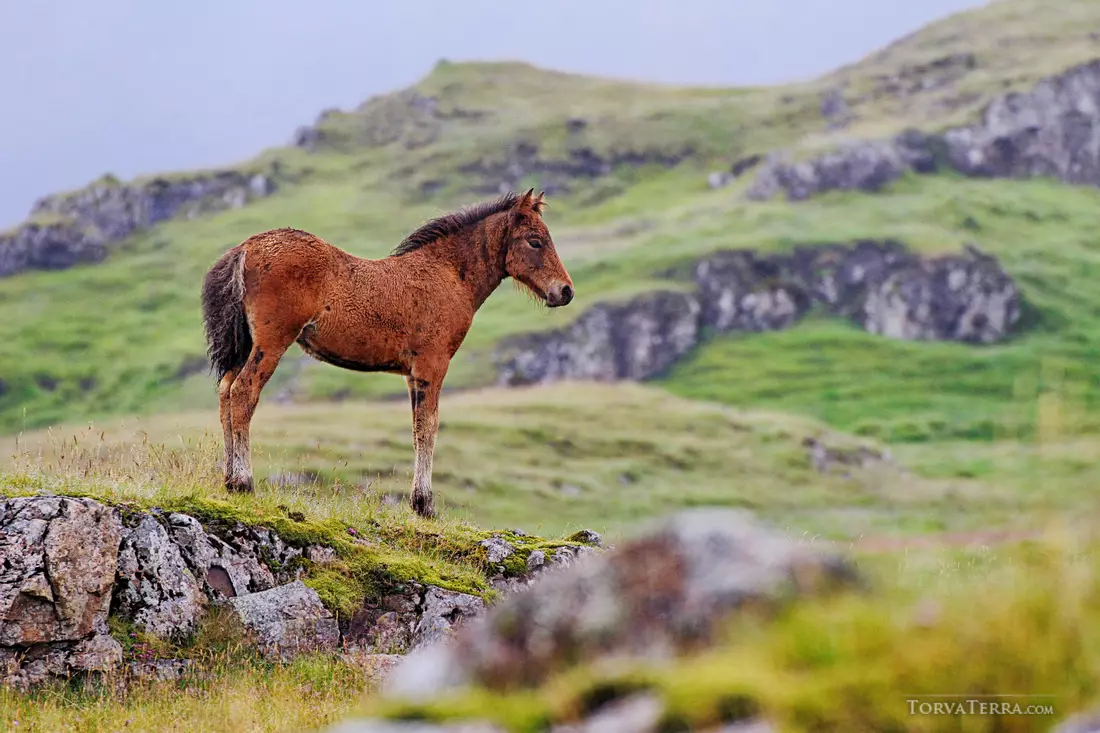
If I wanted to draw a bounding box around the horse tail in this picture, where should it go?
[201,244,252,382]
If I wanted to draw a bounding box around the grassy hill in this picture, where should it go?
[3,0,1100,537]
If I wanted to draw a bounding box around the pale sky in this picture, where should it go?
[0,0,986,228]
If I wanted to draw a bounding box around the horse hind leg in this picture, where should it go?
[227,330,295,493]
[217,367,240,483]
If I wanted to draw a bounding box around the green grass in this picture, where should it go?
[0,419,601,617]
[5,381,1093,545]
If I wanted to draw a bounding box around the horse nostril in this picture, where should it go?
[561,285,574,304]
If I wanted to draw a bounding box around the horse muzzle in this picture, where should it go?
[546,283,574,308]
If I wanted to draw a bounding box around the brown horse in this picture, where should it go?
[200,189,573,518]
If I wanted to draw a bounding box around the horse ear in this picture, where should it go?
[516,188,535,209]
[532,190,547,216]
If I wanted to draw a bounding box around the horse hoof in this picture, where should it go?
[226,477,254,494]
[410,495,436,519]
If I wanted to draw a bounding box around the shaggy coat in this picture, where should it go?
[201,189,573,517]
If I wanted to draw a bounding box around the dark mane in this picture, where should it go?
[391,192,519,256]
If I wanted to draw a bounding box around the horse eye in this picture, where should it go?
[527,239,543,249]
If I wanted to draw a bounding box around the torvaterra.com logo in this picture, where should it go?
[906,695,1057,717]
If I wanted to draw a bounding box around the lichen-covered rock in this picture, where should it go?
[745,130,938,202]
[479,537,515,564]
[414,587,485,649]
[114,514,206,640]
[747,60,1100,201]
[495,240,1020,387]
[168,512,304,599]
[944,59,1100,183]
[0,634,122,690]
[494,291,700,385]
[691,251,811,331]
[385,509,859,699]
[0,496,122,645]
[225,580,340,662]
[862,246,1021,343]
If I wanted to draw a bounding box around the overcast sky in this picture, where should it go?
[0,0,986,228]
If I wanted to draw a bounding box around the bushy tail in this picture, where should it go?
[201,245,251,382]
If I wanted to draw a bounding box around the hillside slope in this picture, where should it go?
[2,0,1100,450]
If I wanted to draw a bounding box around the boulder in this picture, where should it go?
[0,168,277,279]
[692,251,811,331]
[494,291,700,385]
[0,497,122,645]
[385,509,859,699]
[113,514,206,639]
[745,130,938,202]
[414,587,485,649]
[944,58,1100,183]
[225,580,340,662]
[862,246,1021,343]
[494,240,1020,387]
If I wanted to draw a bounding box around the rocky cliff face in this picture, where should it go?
[0,169,276,278]
[0,495,598,689]
[495,240,1020,386]
[747,58,1100,201]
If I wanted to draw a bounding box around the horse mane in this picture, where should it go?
[391,192,521,257]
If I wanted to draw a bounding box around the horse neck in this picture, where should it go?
[434,219,510,308]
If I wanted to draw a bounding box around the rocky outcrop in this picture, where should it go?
[0,168,277,279]
[745,129,939,201]
[226,580,340,662]
[944,58,1100,182]
[494,240,1021,386]
[0,497,124,689]
[495,291,700,385]
[747,58,1100,200]
[0,495,599,688]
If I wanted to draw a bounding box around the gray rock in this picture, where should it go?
[1,634,122,689]
[0,496,122,645]
[692,251,811,332]
[567,529,603,547]
[386,509,859,700]
[494,291,700,385]
[745,131,937,202]
[480,537,515,564]
[169,512,302,599]
[0,168,276,278]
[862,246,1021,343]
[525,550,546,571]
[114,514,206,640]
[495,239,1019,387]
[707,171,734,189]
[414,587,485,649]
[748,60,1100,201]
[550,695,663,733]
[225,580,339,662]
[945,59,1100,183]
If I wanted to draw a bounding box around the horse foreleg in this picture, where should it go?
[227,340,290,493]
[407,374,442,519]
[217,367,241,485]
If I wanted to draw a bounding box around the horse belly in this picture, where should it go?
[295,319,409,375]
